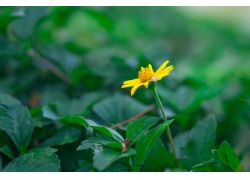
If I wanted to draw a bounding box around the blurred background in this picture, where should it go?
[0,6,250,170]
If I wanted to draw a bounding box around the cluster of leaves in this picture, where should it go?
[0,7,249,171]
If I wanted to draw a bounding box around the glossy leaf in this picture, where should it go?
[7,104,35,152]
[0,106,16,133]
[126,116,161,145]
[218,141,245,172]
[134,119,174,171]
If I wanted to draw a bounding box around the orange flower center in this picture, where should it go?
[138,67,153,83]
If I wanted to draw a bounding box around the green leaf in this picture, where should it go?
[93,93,148,127]
[180,115,217,170]
[142,139,174,172]
[10,7,49,39]
[3,147,60,172]
[0,92,20,106]
[126,116,161,145]
[134,119,174,171]
[6,104,35,152]
[39,126,81,147]
[93,146,135,171]
[61,116,124,142]
[192,150,234,172]
[218,141,245,172]
[103,161,129,172]
[0,155,2,171]
[0,106,16,133]
[0,145,14,159]
[77,133,122,151]
[76,160,93,172]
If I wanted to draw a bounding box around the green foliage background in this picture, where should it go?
[0,6,249,172]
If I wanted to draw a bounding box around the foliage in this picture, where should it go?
[0,6,249,172]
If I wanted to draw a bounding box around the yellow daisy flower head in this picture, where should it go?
[121,60,174,96]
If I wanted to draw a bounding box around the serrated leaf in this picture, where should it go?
[0,106,16,133]
[126,116,161,145]
[0,145,14,159]
[218,141,245,172]
[142,139,174,172]
[180,115,217,170]
[93,93,148,127]
[0,92,20,106]
[93,146,135,171]
[3,147,60,172]
[192,150,234,172]
[76,160,93,172]
[61,116,124,142]
[134,119,174,171]
[7,104,35,152]
[77,133,122,151]
[39,126,81,147]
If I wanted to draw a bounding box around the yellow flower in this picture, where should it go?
[121,60,174,96]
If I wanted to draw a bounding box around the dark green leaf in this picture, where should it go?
[7,104,35,152]
[180,115,217,170]
[77,133,122,151]
[10,7,49,38]
[0,145,14,159]
[39,126,81,147]
[103,161,129,172]
[76,160,93,172]
[93,93,148,127]
[3,147,60,172]
[93,146,135,171]
[192,150,234,172]
[218,141,245,172]
[142,139,174,172]
[126,116,161,145]
[0,155,2,171]
[0,106,16,133]
[134,119,174,171]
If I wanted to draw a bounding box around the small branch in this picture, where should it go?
[27,48,72,85]
[110,104,155,129]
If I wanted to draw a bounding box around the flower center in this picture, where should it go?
[138,67,153,83]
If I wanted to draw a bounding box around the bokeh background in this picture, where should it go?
[0,7,250,170]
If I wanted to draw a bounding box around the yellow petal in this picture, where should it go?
[157,65,174,78]
[148,64,154,73]
[143,81,150,88]
[122,84,137,88]
[131,83,143,96]
[123,78,141,85]
[154,60,169,76]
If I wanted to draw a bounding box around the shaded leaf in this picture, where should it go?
[134,119,174,171]
[77,133,122,151]
[192,150,234,172]
[0,106,16,133]
[93,93,148,126]
[7,104,35,152]
[0,145,14,159]
[0,92,20,106]
[0,155,2,171]
[93,146,135,171]
[218,141,245,172]
[76,160,93,172]
[180,115,217,170]
[39,126,81,147]
[126,116,161,145]
[3,147,60,172]
[142,139,174,172]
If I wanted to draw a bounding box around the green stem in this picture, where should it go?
[149,82,179,169]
